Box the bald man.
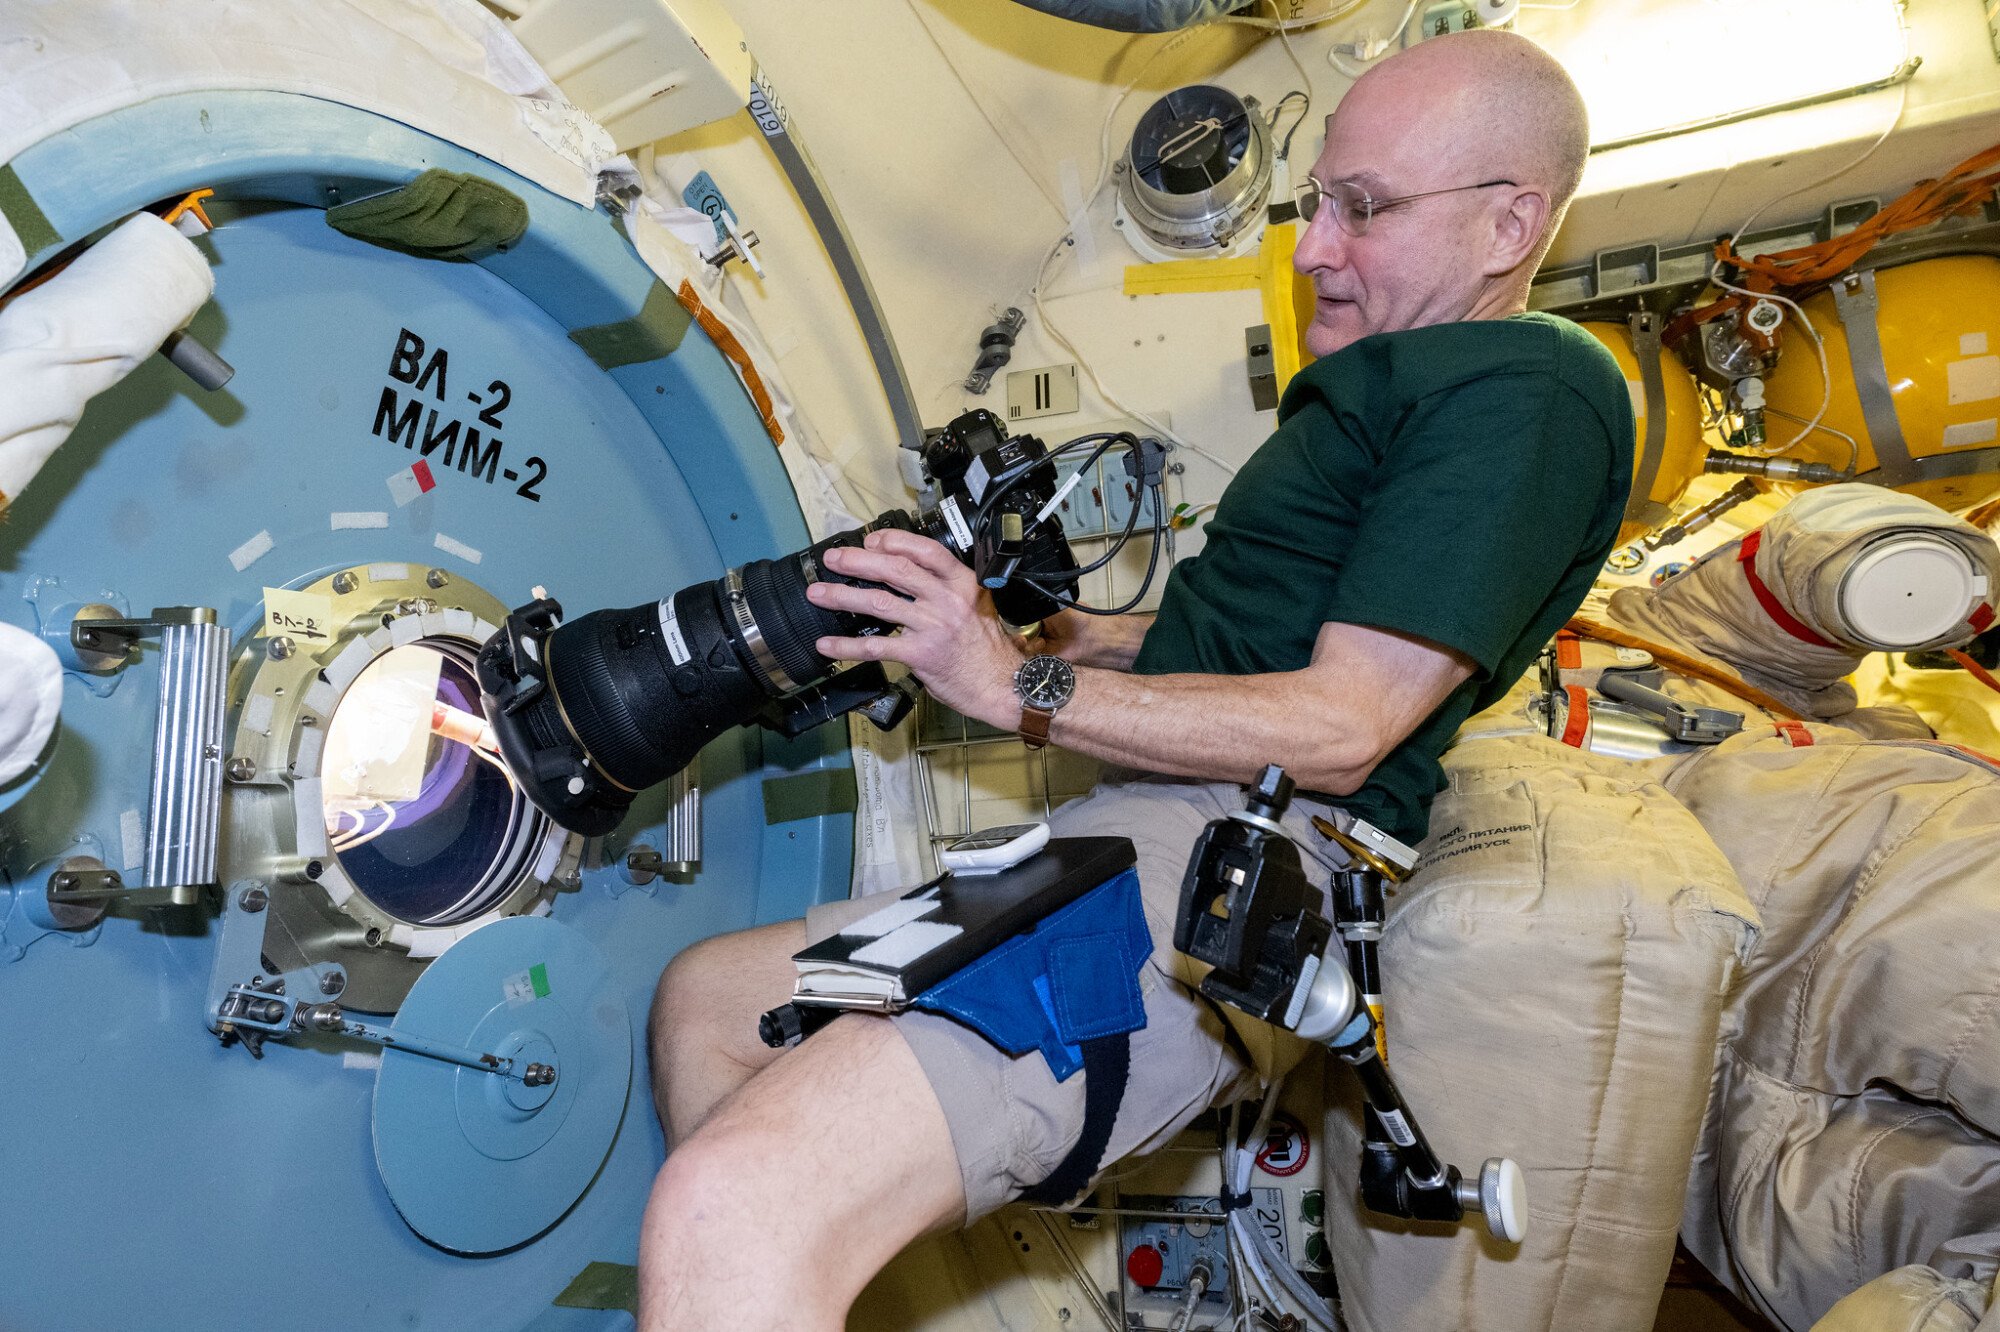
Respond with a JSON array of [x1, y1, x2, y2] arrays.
[[638, 29, 1631, 1329]]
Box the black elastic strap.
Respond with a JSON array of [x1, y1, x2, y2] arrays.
[[1018, 1032, 1131, 1207]]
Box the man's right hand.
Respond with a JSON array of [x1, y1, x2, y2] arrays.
[[1035, 608, 1154, 671]]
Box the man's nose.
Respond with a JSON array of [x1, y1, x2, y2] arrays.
[[1292, 210, 1348, 275]]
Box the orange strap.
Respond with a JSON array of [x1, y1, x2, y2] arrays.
[[1665, 140, 2000, 344], [1554, 629, 1582, 672], [1775, 720, 1814, 747], [1559, 685, 1591, 748], [674, 279, 785, 447], [1564, 616, 1804, 721], [1948, 648, 2000, 698]]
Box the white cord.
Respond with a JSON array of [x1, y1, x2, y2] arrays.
[[1704, 75, 1909, 469], [1727, 73, 1909, 247], [1706, 272, 1833, 459], [1327, 0, 1421, 79]]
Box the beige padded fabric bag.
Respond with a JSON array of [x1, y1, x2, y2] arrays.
[[1669, 729, 2000, 1331], [1321, 735, 1757, 1332]]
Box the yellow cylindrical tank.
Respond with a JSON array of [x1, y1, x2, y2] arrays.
[[1763, 255, 2000, 513], [1580, 321, 1709, 545]]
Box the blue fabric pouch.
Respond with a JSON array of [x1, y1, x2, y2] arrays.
[[911, 868, 1151, 1081]]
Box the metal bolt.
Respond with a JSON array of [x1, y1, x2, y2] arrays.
[[227, 757, 256, 783], [239, 886, 268, 913], [267, 636, 294, 661], [52, 873, 76, 891], [523, 1063, 557, 1088], [319, 970, 345, 996], [1168, 461, 1186, 475], [364, 927, 383, 947], [426, 568, 449, 589], [331, 571, 358, 594]]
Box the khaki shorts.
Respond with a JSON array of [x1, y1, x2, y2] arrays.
[[802, 774, 1345, 1221]]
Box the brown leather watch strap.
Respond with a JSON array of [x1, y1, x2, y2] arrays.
[[1019, 704, 1056, 750]]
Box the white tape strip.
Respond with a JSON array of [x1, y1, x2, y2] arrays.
[[330, 512, 389, 530], [1943, 419, 1998, 449], [433, 532, 483, 565], [389, 616, 423, 647], [302, 680, 336, 717], [839, 896, 942, 939], [442, 608, 475, 638], [294, 779, 328, 856], [120, 809, 145, 870], [323, 637, 375, 695], [533, 829, 566, 881], [228, 530, 275, 572], [241, 694, 275, 736], [849, 919, 964, 968], [293, 725, 325, 778], [368, 563, 409, 583], [342, 1050, 383, 1070]]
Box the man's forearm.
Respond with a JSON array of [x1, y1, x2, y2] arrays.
[[1041, 664, 1369, 794], [1042, 610, 1154, 670]]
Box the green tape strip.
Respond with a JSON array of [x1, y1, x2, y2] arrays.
[[762, 768, 859, 825], [0, 165, 61, 259], [529, 962, 550, 998], [552, 1261, 638, 1313], [567, 281, 691, 370]]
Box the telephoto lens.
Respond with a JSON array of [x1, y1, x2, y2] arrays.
[[478, 408, 1148, 835], [475, 512, 924, 837]]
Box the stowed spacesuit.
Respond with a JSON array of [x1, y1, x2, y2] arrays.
[[1323, 485, 2000, 1332]]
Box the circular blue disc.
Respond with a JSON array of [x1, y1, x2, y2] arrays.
[[372, 916, 631, 1254]]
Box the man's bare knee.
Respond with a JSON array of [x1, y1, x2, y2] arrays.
[[647, 919, 807, 1138]]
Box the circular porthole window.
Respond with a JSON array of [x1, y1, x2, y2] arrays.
[[321, 641, 539, 926]]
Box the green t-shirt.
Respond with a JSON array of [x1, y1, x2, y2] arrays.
[[1131, 312, 1633, 843]]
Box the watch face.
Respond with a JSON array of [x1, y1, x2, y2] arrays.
[[1016, 655, 1075, 708]]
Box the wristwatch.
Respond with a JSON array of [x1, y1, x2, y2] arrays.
[[1013, 654, 1076, 750]]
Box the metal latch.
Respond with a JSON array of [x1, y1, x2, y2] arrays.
[[1595, 670, 1743, 744]]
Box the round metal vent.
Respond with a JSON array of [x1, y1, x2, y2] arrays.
[[1115, 85, 1273, 260]]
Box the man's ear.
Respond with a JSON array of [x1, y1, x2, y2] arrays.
[[1485, 187, 1549, 277]]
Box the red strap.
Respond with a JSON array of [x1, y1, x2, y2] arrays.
[[1737, 530, 1841, 650], [1559, 685, 1591, 748], [1774, 720, 1814, 747], [1554, 630, 1582, 671], [1971, 603, 1995, 633]]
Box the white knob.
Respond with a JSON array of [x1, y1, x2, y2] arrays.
[[1480, 1157, 1527, 1242]]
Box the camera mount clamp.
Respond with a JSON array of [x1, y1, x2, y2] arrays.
[[1174, 765, 1527, 1243]]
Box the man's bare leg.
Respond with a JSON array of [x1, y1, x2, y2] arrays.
[[648, 919, 804, 1141], [637, 1010, 964, 1331]]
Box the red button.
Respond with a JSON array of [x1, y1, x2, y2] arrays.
[[1126, 1243, 1165, 1289]]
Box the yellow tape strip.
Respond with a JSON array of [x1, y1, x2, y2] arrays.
[[1119, 224, 1317, 397], [1257, 221, 1317, 398], [1122, 254, 1263, 297]]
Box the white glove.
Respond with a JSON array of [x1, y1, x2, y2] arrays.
[[0, 621, 61, 788], [0, 211, 214, 507]]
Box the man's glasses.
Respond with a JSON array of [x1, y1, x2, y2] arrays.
[[1296, 177, 1519, 237]]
